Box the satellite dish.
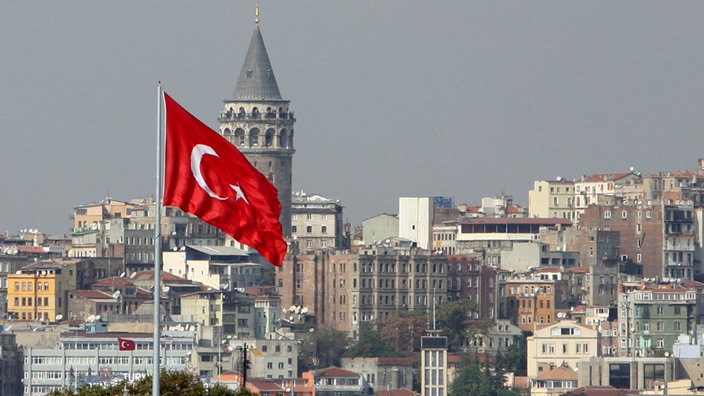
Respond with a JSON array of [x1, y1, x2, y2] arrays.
[[55, 314, 63, 321], [130, 272, 137, 279], [86, 315, 96, 323], [112, 291, 121, 299], [288, 305, 296, 312], [289, 315, 294, 321], [120, 272, 126, 278], [162, 286, 170, 292], [95, 315, 101, 321], [295, 306, 301, 314], [301, 307, 309, 314]]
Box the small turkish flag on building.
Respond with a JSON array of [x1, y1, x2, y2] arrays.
[[118, 338, 136, 351], [163, 93, 287, 266]]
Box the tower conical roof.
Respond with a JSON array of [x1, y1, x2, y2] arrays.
[[233, 26, 282, 100]]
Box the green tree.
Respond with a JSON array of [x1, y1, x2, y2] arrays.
[[436, 299, 476, 350], [48, 371, 258, 396], [346, 322, 394, 357], [378, 310, 426, 353], [495, 330, 530, 376], [298, 326, 350, 372], [449, 359, 492, 396]]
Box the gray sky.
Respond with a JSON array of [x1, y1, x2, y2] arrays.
[[2, 1, 703, 235]]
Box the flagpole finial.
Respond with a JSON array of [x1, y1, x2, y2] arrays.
[[255, 0, 260, 26]]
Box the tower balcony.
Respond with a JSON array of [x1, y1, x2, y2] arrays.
[[218, 110, 295, 122]]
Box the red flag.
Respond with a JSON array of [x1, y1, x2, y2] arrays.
[[162, 92, 287, 266], [118, 338, 136, 351]]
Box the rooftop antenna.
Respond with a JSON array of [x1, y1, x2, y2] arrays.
[[255, 0, 260, 26]]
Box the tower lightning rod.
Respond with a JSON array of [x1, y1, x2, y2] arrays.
[[255, 0, 260, 26]]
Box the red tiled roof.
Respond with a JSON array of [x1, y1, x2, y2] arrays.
[[513, 376, 530, 388], [247, 378, 284, 391], [316, 366, 359, 378], [132, 270, 187, 282], [70, 290, 114, 299], [567, 386, 641, 396], [92, 277, 134, 287], [536, 366, 578, 380], [583, 173, 630, 182], [569, 267, 590, 274], [507, 205, 525, 214]]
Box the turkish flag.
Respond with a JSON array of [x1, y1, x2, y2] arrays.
[[162, 92, 287, 266], [118, 338, 136, 351]]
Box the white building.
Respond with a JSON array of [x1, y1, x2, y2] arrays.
[[23, 329, 194, 396], [399, 197, 434, 250]]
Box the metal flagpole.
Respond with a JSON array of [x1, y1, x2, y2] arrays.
[[153, 83, 164, 396]]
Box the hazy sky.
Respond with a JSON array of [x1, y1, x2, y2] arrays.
[[2, 1, 703, 235]]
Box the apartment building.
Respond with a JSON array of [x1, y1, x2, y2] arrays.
[[580, 203, 697, 279], [503, 272, 571, 332], [574, 172, 641, 219], [0, 333, 22, 396], [446, 255, 498, 319], [529, 178, 577, 220], [455, 217, 572, 266], [277, 246, 448, 338], [291, 190, 348, 251], [7, 260, 78, 321], [618, 279, 704, 358], [526, 320, 599, 378], [163, 245, 260, 290]]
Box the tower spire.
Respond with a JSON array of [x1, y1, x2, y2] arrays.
[[255, 0, 260, 26]]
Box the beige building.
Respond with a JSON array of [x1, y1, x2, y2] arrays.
[[526, 320, 599, 378], [180, 290, 224, 327], [291, 191, 347, 251], [529, 178, 577, 220], [163, 245, 261, 290], [362, 213, 399, 246]]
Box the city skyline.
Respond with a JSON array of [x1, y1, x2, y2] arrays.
[[1, 1, 703, 235]]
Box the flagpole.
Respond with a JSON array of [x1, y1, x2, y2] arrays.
[[153, 83, 163, 396]]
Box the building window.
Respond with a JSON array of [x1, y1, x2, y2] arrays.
[[306, 226, 312, 233], [291, 226, 297, 233], [674, 321, 681, 331], [604, 211, 612, 219], [643, 364, 664, 389], [656, 322, 664, 331], [622, 211, 628, 219], [609, 363, 631, 389], [306, 213, 312, 220], [321, 226, 327, 234]]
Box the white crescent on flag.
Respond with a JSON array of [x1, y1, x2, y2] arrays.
[[190, 144, 250, 204]]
